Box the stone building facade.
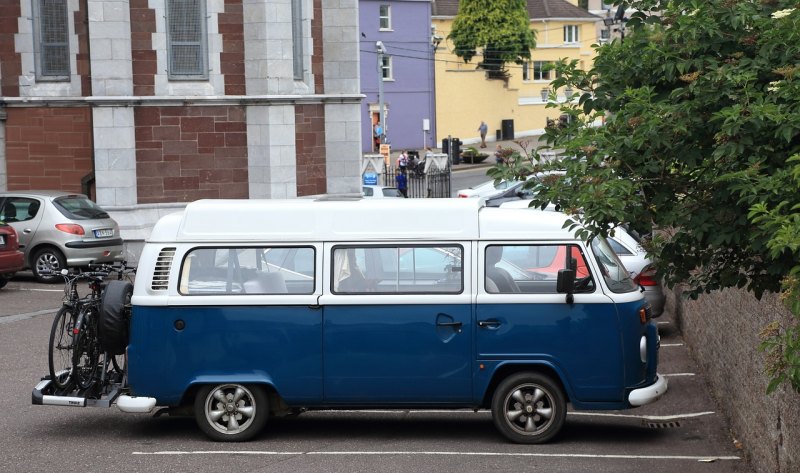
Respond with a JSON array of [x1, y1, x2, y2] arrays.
[[0, 0, 362, 255]]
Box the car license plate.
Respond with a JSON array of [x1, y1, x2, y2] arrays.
[[94, 228, 113, 238]]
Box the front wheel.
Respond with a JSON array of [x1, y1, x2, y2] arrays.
[[491, 372, 566, 444], [194, 384, 268, 442]]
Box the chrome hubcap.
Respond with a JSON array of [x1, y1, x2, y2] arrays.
[[504, 384, 554, 435], [204, 385, 257, 435]]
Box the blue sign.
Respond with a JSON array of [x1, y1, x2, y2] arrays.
[[363, 173, 378, 185]]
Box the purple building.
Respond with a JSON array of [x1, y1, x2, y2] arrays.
[[359, 0, 436, 153]]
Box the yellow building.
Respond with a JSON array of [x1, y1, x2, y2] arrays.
[[432, 0, 600, 146]]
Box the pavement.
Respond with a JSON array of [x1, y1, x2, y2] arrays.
[[391, 135, 547, 173]]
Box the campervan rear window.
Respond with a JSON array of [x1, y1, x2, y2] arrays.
[[332, 245, 463, 294], [178, 246, 315, 295]]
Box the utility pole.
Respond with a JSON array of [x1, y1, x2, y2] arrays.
[[376, 41, 386, 145]]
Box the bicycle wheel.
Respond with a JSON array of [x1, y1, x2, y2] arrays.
[[72, 309, 101, 391], [48, 306, 77, 390]]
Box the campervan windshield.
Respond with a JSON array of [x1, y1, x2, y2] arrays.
[[591, 236, 638, 293]]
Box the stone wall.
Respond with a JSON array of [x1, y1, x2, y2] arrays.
[[667, 286, 799, 473]]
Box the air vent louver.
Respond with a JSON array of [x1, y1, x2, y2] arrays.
[[151, 247, 176, 291]]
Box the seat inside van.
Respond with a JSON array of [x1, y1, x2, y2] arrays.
[[243, 272, 287, 294]]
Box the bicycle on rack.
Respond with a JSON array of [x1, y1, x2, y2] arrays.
[[46, 262, 136, 394]]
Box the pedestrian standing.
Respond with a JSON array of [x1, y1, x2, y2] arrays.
[[373, 122, 384, 150], [495, 144, 504, 164], [395, 169, 408, 198], [478, 121, 488, 148], [397, 150, 409, 174]]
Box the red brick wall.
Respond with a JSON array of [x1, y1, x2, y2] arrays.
[[74, 0, 91, 96], [312, 0, 324, 94], [4, 108, 93, 192], [0, 1, 22, 97], [295, 104, 327, 196], [129, 0, 157, 96], [220, 0, 245, 95], [135, 106, 249, 203]]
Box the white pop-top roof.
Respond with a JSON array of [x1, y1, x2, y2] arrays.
[[147, 198, 579, 243]]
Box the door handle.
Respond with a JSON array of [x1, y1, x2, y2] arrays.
[[23, 229, 32, 234], [436, 321, 463, 328], [435, 320, 463, 334], [478, 320, 501, 328]]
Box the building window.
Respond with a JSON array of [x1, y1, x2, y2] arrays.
[[33, 0, 70, 80], [564, 25, 580, 44], [532, 61, 551, 81], [166, 0, 208, 80], [379, 5, 391, 30], [381, 55, 393, 80], [599, 29, 610, 44], [522, 61, 529, 81], [292, 0, 304, 80]]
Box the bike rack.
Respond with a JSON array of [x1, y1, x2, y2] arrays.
[[31, 371, 123, 409]]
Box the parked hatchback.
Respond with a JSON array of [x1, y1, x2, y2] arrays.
[[0, 191, 124, 282], [0, 221, 25, 289]]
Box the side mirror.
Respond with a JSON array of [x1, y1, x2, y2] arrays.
[[557, 268, 575, 304]]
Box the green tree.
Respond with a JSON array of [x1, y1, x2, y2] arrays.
[[489, 0, 800, 392], [449, 0, 536, 76]]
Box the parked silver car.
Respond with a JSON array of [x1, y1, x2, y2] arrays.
[[0, 191, 124, 283]]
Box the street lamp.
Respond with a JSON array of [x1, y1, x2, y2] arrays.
[[376, 41, 387, 144]]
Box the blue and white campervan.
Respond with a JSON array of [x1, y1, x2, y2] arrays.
[[35, 198, 667, 443]]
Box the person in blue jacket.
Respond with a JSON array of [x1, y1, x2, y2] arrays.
[[395, 169, 408, 198]]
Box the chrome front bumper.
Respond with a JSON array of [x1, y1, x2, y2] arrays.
[[628, 373, 668, 407]]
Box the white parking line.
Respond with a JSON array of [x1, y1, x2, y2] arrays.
[[0, 308, 57, 325], [662, 373, 696, 377], [309, 409, 714, 421], [131, 450, 740, 461], [568, 411, 715, 421], [660, 343, 684, 347], [24, 288, 63, 292]]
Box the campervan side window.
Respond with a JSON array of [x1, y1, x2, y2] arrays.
[[485, 244, 595, 294], [178, 247, 315, 295], [332, 245, 463, 294]]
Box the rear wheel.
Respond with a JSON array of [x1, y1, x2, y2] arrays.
[[194, 384, 268, 442], [48, 306, 77, 390], [0, 275, 9, 289], [491, 372, 566, 444], [32, 247, 66, 283], [72, 309, 100, 391]]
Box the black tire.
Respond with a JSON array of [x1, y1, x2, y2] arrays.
[[48, 306, 77, 390], [32, 247, 66, 283], [194, 384, 268, 442], [491, 372, 567, 444], [98, 280, 133, 355], [0, 275, 9, 289], [72, 309, 100, 391]]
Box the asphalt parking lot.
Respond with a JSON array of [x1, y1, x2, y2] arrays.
[[0, 274, 752, 473]]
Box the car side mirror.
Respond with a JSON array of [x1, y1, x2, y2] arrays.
[[557, 268, 575, 304]]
